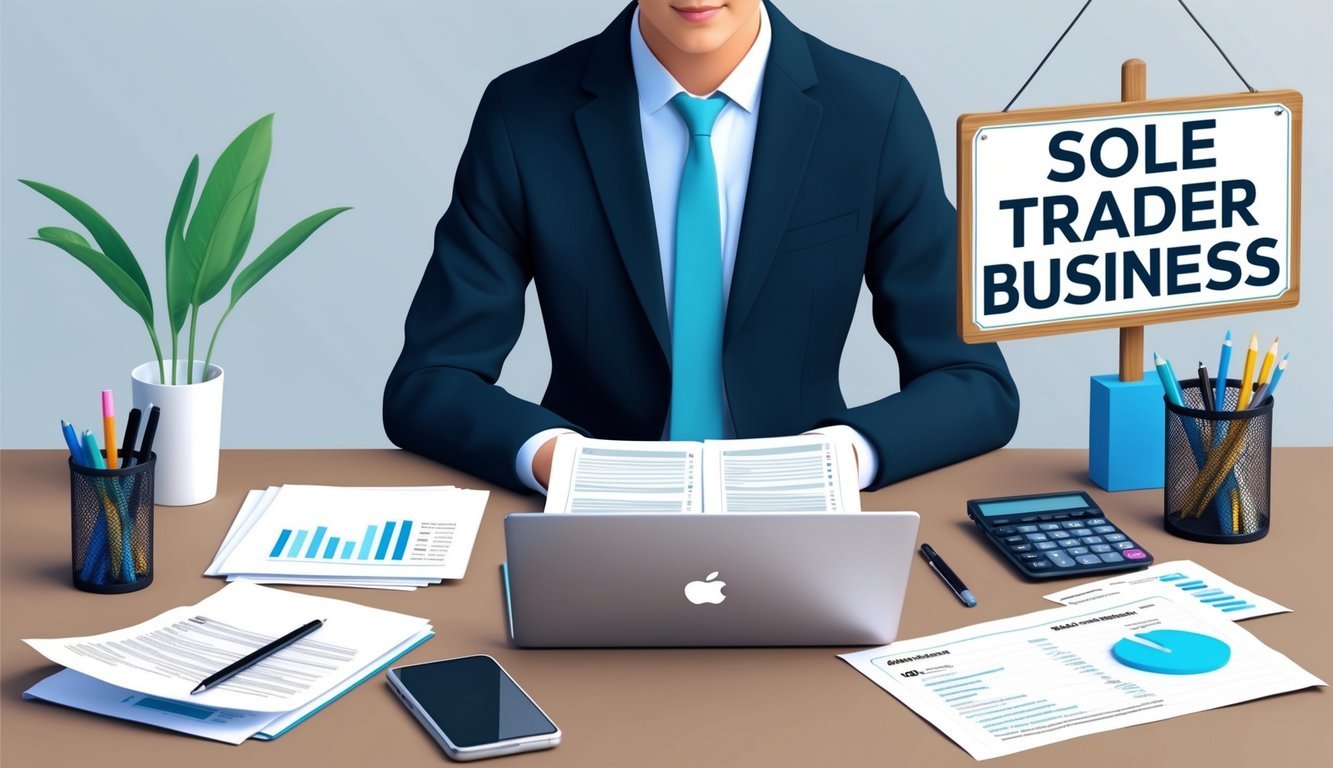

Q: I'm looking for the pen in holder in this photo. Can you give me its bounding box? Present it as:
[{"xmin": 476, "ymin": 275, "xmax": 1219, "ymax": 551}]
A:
[
  {"xmin": 70, "ymin": 451, "xmax": 155, "ymax": 593},
  {"xmin": 1164, "ymin": 379, "xmax": 1272, "ymax": 543}
]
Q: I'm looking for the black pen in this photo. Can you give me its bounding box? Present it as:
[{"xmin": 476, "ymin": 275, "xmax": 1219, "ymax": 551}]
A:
[
  {"xmin": 136, "ymin": 405, "xmax": 161, "ymax": 465},
  {"xmin": 1197, "ymin": 363, "xmax": 1216, "ymax": 412},
  {"xmin": 118, "ymin": 408, "xmax": 142, "ymax": 467},
  {"xmin": 191, "ymin": 618, "xmax": 324, "ymax": 695},
  {"xmin": 920, "ymin": 543, "xmax": 976, "ymax": 607}
]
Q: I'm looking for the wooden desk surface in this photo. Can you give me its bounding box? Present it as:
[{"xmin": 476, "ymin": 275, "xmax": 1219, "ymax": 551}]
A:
[{"xmin": 2, "ymin": 448, "xmax": 1330, "ymax": 767}]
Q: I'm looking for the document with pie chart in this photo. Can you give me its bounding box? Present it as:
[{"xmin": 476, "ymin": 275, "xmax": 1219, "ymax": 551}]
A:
[{"xmin": 841, "ymin": 590, "xmax": 1324, "ymax": 760}]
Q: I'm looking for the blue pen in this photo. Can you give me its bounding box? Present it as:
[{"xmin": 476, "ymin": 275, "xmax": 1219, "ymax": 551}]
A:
[
  {"xmin": 1153, "ymin": 352, "xmax": 1187, "ymax": 407},
  {"xmin": 63, "ymin": 421, "xmax": 109, "ymax": 582},
  {"xmin": 1159, "ymin": 353, "xmax": 1236, "ymax": 532},
  {"xmin": 1215, "ymin": 331, "xmax": 1232, "ymax": 409},
  {"xmin": 61, "ymin": 420, "xmax": 87, "ymax": 465},
  {"xmin": 1155, "ymin": 352, "xmax": 1209, "ymax": 470}
]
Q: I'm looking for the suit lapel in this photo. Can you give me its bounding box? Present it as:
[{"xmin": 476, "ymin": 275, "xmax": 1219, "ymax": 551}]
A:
[
  {"xmin": 576, "ymin": 4, "xmax": 671, "ymax": 360},
  {"xmin": 725, "ymin": 2, "xmax": 821, "ymax": 348}
]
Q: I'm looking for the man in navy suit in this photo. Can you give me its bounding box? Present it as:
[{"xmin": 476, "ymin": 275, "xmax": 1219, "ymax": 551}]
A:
[{"xmin": 385, "ymin": 0, "xmax": 1019, "ymax": 494}]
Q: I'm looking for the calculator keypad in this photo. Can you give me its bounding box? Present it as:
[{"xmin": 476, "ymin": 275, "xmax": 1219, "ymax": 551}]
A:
[{"xmin": 987, "ymin": 508, "xmax": 1149, "ymax": 576}]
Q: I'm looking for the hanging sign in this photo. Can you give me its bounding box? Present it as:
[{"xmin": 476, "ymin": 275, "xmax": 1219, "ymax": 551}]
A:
[{"xmin": 957, "ymin": 90, "xmax": 1302, "ymax": 343}]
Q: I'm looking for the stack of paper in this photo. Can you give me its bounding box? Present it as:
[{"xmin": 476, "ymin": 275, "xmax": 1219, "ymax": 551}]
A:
[
  {"xmin": 840, "ymin": 587, "xmax": 1323, "ymax": 761},
  {"xmin": 23, "ymin": 581, "xmax": 433, "ymax": 743},
  {"xmin": 206, "ymin": 484, "xmax": 487, "ymax": 589}
]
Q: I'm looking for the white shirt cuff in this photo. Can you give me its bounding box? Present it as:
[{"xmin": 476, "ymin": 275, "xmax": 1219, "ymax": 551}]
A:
[
  {"xmin": 806, "ymin": 425, "xmax": 878, "ymax": 489},
  {"xmin": 516, "ymin": 428, "xmax": 578, "ymax": 494}
]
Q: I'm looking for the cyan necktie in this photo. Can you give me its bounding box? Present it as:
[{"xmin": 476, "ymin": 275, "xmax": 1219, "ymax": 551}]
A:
[{"xmin": 668, "ymin": 93, "xmax": 728, "ymax": 441}]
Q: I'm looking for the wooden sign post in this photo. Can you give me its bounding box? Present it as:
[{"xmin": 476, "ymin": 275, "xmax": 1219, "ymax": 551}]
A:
[
  {"xmin": 1119, "ymin": 59, "xmax": 1146, "ymax": 384},
  {"xmin": 956, "ymin": 61, "xmax": 1301, "ymax": 490}
]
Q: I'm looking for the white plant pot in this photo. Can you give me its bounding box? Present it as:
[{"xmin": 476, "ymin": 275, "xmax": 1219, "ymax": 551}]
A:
[{"xmin": 130, "ymin": 360, "xmax": 224, "ymax": 506}]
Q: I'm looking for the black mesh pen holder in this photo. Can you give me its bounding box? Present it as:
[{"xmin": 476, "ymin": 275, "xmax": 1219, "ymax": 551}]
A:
[
  {"xmin": 70, "ymin": 451, "xmax": 155, "ymax": 593},
  {"xmin": 1164, "ymin": 379, "xmax": 1271, "ymax": 544}
]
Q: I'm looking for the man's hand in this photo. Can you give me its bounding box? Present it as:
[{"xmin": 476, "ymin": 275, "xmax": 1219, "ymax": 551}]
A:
[{"xmin": 532, "ymin": 436, "xmax": 559, "ymax": 490}]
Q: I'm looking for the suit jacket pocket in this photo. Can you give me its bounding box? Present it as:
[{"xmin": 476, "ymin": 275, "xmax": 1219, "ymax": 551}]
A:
[{"xmin": 778, "ymin": 210, "xmax": 858, "ymax": 254}]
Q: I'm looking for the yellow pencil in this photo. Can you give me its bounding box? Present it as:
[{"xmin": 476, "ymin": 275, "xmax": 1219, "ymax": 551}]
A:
[
  {"xmin": 1256, "ymin": 337, "xmax": 1279, "ymax": 388},
  {"xmin": 1231, "ymin": 487, "xmax": 1240, "ymax": 534},
  {"xmin": 1236, "ymin": 333, "xmax": 1259, "ymax": 410}
]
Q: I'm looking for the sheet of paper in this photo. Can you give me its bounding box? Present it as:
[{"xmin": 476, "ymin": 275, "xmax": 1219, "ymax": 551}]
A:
[
  {"xmin": 23, "ymin": 670, "xmax": 281, "ymax": 744},
  {"xmin": 1044, "ymin": 559, "xmax": 1290, "ymax": 621},
  {"xmin": 841, "ymin": 590, "xmax": 1323, "ymax": 761},
  {"xmin": 212, "ymin": 485, "xmax": 485, "ymax": 581},
  {"xmin": 207, "ymin": 486, "xmax": 467, "ymax": 579},
  {"xmin": 22, "ymin": 629, "xmax": 434, "ymax": 744},
  {"xmin": 544, "ymin": 436, "xmax": 704, "ymax": 513},
  {"xmin": 226, "ymin": 576, "xmax": 427, "ymax": 591},
  {"xmin": 703, "ymin": 435, "xmax": 861, "ymax": 513},
  {"xmin": 24, "ymin": 581, "xmax": 430, "ymax": 713},
  {"xmin": 205, "ymin": 488, "xmax": 273, "ymax": 575}
]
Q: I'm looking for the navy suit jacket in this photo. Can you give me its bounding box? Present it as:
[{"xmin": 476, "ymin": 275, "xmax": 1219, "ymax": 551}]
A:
[{"xmin": 385, "ymin": 1, "xmax": 1019, "ymax": 494}]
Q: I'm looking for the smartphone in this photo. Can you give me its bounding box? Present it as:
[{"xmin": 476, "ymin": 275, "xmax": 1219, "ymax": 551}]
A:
[{"xmin": 386, "ymin": 655, "xmax": 561, "ymax": 761}]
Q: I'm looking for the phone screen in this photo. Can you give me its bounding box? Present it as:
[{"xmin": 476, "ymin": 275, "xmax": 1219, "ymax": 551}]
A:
[{"xmin": 394, "ymin": 656, "xmax": 557, "ymax": 748}]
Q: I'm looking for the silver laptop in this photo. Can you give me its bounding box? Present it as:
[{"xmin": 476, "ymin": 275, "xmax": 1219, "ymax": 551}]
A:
[{"xmin": 502, "ymin": 512, "xmax": 920, "ymax": 648}]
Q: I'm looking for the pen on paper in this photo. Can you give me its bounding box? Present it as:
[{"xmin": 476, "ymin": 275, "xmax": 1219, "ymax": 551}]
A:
[{"xmin": 192, "ymin": 619, "xmax": 325, "ymax": 695}]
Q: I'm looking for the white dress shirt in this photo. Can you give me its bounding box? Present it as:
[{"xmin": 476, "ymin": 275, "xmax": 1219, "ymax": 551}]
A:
[{"xmin": 517, "ymin": 4, "xmax": 878, "ymax": 492}]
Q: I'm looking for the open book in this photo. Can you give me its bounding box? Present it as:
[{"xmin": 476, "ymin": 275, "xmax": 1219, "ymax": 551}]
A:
[{"xmin": 543, "ymin": 434, "xmax": 861, "ymax": 514}]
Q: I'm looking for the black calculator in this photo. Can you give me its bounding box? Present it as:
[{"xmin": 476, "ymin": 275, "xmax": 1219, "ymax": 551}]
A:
[{"xmin": 967, "ymin": 491, "xmax": 1153, "ymax": 579}]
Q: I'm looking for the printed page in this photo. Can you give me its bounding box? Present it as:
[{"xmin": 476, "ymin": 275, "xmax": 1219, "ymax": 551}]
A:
[
  {"xmin": 840, "ymin": 590, "xmax": 1323, "ymax": 761},
  {"xmin": 22, "ymin": 628, "xmax": 434, "ymax": 744},
  {"xmin": 212, "ymin": 485, "xmax": 486, "ymax": 580},
  {"xmin": 1044, "ymin": 559, "xmax": 1290, "ymax": 621},
  {"xmin": 544, "ymin": 436, "xmax": 703, "ymax": 513},
  {"xmin": 207, "ymin": 485, "xmax": 464, "ymax": 578},
  {"xmin": 24, "ymin": 581, "xmax": 430, "ymax": 713},
  {"xmin": 23, "ymin": 670, "xmax": 282, "ymax": 744},
  {"xmin": 702, "ymin": 435, "xmax": 861, "ymax": 514}
]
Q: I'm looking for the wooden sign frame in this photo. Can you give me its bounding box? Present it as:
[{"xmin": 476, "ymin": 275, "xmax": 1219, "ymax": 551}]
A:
[{"xmin": 956, "ymin": 88, "xmax": 1303, "ymax": 345}]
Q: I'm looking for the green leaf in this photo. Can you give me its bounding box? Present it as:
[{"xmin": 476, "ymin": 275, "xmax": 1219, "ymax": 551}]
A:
[
  {"xmin": 33, "ymin": 227, "xmax": 154, "ymax": 325},
  {"xmin": 199, "ymin": 186, "xmax": 262, "ymax": 302},
  {"xmin": 227, "ymin": 207, "xmax": 351, "ymax": 309},
  {"xmin": 20, "ymin": 179, "xmax": 153, "ymax": 321},
  {"xmin": 165, "ymin": 155, "xmax": 200, "ymax": 336},
  {"xmin": 184, "ymin": 114, "xmax": 273, "ymax": 307}
]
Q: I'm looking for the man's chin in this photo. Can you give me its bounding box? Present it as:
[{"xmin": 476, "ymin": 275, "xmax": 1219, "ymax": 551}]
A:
[{"xmin": 661, "ymin": 27, "xmax": 734, "ymax": 56}]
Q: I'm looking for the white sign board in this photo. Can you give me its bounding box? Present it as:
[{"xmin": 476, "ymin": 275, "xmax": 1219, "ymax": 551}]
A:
[{"xmin": 957, "ymin": 91, "xmax": 1302, "ymax": 343}]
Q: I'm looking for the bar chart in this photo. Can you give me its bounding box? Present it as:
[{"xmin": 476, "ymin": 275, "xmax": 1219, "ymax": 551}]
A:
[
  {"xmin": 209, "ymin": 484, "xmax": 488, "ymax": 584},
  {"xmin": 267, "ymin": 520, "xmax": 417, "ymax": 562},
  {"xmin": 1158, "ymin": 571, "xmax": 1257, "ymax": 613}
]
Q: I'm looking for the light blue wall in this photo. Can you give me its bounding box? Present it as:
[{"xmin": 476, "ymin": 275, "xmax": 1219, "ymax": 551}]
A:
[{"xmin": 3, "ymin": 0, "xmax": 1329, "ymax": 448}]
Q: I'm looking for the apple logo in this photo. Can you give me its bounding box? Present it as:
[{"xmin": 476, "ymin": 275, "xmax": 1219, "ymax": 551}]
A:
[{"xmin": 684, "ymin": 571, "xmax": 727, "ymax": 605}]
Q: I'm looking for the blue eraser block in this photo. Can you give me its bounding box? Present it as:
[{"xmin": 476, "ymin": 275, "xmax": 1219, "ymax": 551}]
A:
[{"xmin": 1089, "ymin": 373, "xmax": 1165, "ymax": 491}]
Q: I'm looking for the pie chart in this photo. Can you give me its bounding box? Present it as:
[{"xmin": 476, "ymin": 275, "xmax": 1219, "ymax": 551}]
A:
[{"xmin": 1111, "ymin": 629, "xmax": 1230, "ymax": 674}]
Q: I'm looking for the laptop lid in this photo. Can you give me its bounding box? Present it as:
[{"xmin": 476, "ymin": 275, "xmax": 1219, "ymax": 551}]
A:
[{"xmin": 503, "ymin": 512, "xmax": 920, "ymax": 648}]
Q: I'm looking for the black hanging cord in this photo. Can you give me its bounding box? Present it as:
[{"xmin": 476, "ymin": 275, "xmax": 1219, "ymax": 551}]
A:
[
  {"xmin": 1002, "ymin": 0, "xmax": 1258, "ymax": 113},
  {"xmin": 1175, "ymin": 0, "xmax": 1257, "ymax": 93},
  {"xmin": 1003, "ymin": 0, "xmax": 1093, "ymax": 113}
]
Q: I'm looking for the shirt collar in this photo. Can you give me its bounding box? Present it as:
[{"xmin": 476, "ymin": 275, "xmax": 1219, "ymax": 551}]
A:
[{"xmin": 629, "ymin": 2, "xmax": 771, "ymax": 115}]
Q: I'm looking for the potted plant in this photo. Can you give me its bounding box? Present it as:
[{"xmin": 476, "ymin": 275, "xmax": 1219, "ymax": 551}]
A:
[{"xmin": 23, "ymin": 114, "xmax": 349, "ymax": 505}]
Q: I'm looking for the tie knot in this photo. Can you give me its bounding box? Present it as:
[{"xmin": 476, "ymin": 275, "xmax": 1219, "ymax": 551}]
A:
[{"xmin": 670, "ymin": 93, "xmax": 727, "ymax": 137}]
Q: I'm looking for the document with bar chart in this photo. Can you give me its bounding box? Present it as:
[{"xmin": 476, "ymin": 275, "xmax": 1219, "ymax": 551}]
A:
[
  {"xmin": 1043, "ymin": 560, "xmax": 1290, "ymax": 621},
  {"xmin": 207, "ymin": 485, "xmax": 487, "ymax": 588},
  {"xmin": 841, "ymin": 591, "xmax": 1322, "ymax": 760}
]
